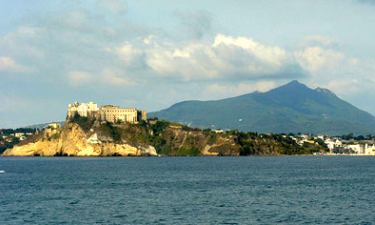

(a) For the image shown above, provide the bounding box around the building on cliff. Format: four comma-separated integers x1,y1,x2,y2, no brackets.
68,102,99,118
99,105,147,124
67,102,147,124
47,123,61,129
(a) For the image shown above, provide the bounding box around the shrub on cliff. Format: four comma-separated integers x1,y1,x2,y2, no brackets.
150,120,169,134
96,122,121,143
176,146,200,156
70,114,95,132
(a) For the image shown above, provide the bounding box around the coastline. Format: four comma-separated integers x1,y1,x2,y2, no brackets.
3,153,375,158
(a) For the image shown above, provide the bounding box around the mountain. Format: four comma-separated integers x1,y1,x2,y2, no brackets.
150,81,375,135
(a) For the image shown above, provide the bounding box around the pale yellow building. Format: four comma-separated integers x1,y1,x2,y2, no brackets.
47,123,61,129
99,105,147,123
67,102,147,124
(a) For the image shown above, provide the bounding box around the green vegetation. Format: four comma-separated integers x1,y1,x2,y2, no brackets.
0,141,18,154
70,114,95,132
96,122,122,142
176,146,200,156
49,133,60,140
10,115,327,157
234,131,327,155
0,128,37,154
73,117,328,156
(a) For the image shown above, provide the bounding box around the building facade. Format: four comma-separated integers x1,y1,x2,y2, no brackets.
99,105,146,123
67,102,147,124
324,138,343,151
67,102,99,118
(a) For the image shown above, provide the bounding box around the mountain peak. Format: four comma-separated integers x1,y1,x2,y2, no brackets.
151,80,375,135
283,80,308,89
266,80,311,96
289,80,302,85
276,81,337,98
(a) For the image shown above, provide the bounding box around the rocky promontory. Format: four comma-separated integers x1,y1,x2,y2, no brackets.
2,122,156,157
2,117,240,156
2,116,328,157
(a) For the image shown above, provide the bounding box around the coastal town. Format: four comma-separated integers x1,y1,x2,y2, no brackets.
1,101,375,156
289,134,375,155
0,128,37,153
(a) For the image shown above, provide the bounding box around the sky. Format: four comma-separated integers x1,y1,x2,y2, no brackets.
1,0,375,128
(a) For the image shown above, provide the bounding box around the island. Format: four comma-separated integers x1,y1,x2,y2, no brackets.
2,102,328,157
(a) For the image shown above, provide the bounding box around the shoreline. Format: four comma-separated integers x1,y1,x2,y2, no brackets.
2,154,375,158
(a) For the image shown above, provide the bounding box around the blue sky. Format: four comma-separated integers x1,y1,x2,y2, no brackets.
1,0,375,128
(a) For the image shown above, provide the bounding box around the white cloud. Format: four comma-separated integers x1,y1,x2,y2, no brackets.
115,43,144,67
145,42,220,80
113,34,303,81
295,46,345,73
97,0,127,14
68,69,135,87
0,56,29,73
143,35,155,45
61,11,89,30
68,71,93,86
204,81,277,99
0,26,46,73
325,79,362,96
101,69,136,86
212,34,288,67
0,57,17,71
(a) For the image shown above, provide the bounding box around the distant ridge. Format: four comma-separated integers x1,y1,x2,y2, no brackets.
24,121,64,129
150,81,375,135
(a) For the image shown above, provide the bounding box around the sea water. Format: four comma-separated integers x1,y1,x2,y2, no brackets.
1,156,375,224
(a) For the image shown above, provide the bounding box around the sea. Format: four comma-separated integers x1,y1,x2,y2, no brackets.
1,156,375,224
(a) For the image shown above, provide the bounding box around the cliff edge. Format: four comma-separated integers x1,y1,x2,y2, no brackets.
2,116,327,157
2,117,240,156
2,122,157,157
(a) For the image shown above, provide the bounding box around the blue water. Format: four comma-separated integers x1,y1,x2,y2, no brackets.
1,157,375,224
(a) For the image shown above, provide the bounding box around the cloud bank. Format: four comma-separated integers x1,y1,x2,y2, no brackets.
1,0,375,127
110,34,307,82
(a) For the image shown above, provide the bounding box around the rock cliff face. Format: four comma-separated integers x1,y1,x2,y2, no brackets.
2,122,158,157
3,117,327,157
2,119,240,157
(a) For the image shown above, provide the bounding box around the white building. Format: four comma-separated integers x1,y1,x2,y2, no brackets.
324,138,343,151
67,102,98,118
345,144,364,154
14,132,25,138
364,144,375,155
67,101,147,124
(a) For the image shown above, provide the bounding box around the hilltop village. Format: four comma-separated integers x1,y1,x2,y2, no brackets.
1,101,375,156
